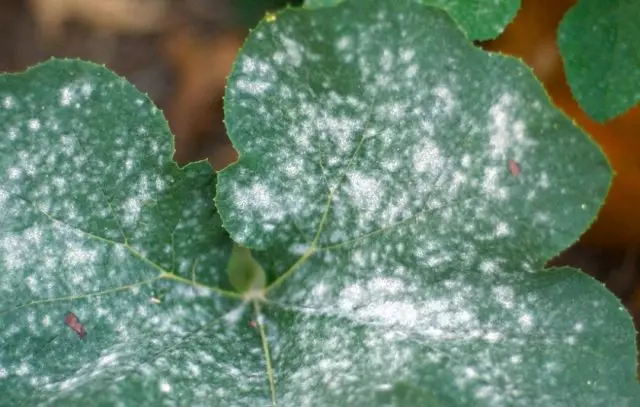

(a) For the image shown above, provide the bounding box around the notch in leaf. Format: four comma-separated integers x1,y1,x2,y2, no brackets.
226,243,266,295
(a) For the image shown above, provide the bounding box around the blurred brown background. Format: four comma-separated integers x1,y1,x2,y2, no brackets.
2,0,639,359
0,0,299,169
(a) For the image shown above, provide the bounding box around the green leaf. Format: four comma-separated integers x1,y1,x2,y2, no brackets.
558,0,640,122
227,243,267,292
419,0,520,40
219,0,640,405
303,0,521,40
0,60,264,405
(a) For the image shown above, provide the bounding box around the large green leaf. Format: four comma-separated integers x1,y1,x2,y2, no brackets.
558,0,640,122
0,60,264,405
304,0,521,40
218,0,640,405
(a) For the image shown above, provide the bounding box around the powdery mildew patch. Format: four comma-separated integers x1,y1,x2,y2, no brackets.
219,0,625,405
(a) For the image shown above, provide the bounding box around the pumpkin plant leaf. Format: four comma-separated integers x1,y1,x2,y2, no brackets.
0,60,267,405
218,0,640,405
558,0,640,122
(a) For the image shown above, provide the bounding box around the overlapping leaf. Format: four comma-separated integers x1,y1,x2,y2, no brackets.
304,0,521,40
558,0,640,122
218,0,640,405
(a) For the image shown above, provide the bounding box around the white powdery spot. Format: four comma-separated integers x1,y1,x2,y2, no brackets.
288,243,309,255
123,197,143,226
488,93,513,159
159,379,172,393
16,362,30,376
492,285,515,309
518,313,534,331
336,35,352,51
60,87,73,106
280,35,304,67
367,277,405,295
359,301,418,327
65,242,97,266
406,64,418,78
241,56,257,73
345,171,381,215
479,259,500,274
28,119,41,131
2,96,14,109
380,48,393,71
233,181,286,224
223,304,245,325
400,48,415,62
237,78,272,95
494,221,510,237
488,93,537,160
484,331,502,343
432,85,455,115
481,166,507,200
412,139,444,175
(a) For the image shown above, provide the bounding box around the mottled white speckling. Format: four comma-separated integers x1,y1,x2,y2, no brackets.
484,331,502,343
289,243,310,255
7,167,22,180
433,85,455,115
345,171,381,214
406,64,418,78
65,243,97,266
123,196,144,226
336,36,351,50
488,93,537,160
412,139,443,174
518,313,534,330
494,221,510,237
223,304,245,325
81,82,93,96
492,285,515,309
28,119,41,131
159,379,172,393
233,181,286,224
280,35,304,67
0,368,7,379
16,362,30,376
242,56,257,73
573,322,584,332
2,96,14,108
380,48,393,71
479,259,499,274
538,172,550,189
361,301,418,327
481,166,507,200
367,277,405,295
400,48,415,62
60,87,73,106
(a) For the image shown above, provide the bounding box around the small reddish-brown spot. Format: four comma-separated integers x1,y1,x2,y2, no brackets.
249,320,257,329
508,159,521,177
64,312,87,338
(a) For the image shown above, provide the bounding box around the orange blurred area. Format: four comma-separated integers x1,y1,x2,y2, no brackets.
482,0,640,250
